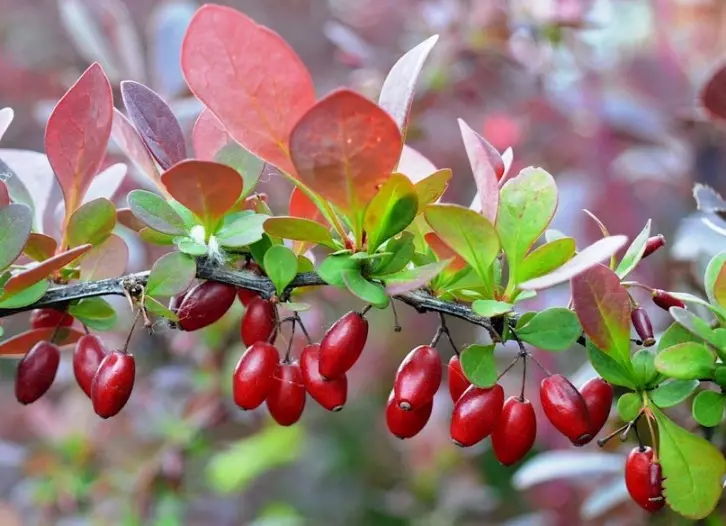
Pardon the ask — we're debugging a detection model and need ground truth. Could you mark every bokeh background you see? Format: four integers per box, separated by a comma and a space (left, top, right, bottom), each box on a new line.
1, 0, 725, 524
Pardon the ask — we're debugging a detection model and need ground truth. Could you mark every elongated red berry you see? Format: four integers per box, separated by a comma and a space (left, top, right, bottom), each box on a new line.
393, 345, 442, 411
540, 374, 591, 446
642, 235, 665, 259
266, 361, 306, 426
15, 341, 60, 404
385, 391, 432, 439
448, 355, 471, 402
237, 288, 258, 306
450, 384, 505, 447
232, 342, 279, 410
625, 446, 665, 513
30, 308, 73, 329
91, 351, 136, 418
631, 308, 655, 347
300, 344, 347, 412
177, 281, 236, 331
491, 397, 537, 465
319, 311, 369, 379
73, 334, 108, 398
579, 377, 613, 440
240, 297, 278, 346
652, 289, 685, 312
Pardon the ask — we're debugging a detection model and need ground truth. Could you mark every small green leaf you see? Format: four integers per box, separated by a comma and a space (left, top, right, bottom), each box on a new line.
715, 365, 726, 389
175, 237, 207, 256
128, 190, 186, 236
69, 297, 117, 330
658, 321, 705, 352
515, 312, 537, 329
383, 259, 450, 295
317, 254, 358, 289
669, 307, 725, 351
617, 393, 642, 421
214, 141, 264, 200
264, 246, 298, 296
654, 342, 716, 380
472, 300, 513, 317
146, 252, 197, 297
692, 390, 724, 427
249, 235, 274, 268
263, 216, 336, 248
66, 198, 116, 247
630, 349, 659, 387
370, 232, 415, 276
0, 279, 49, 308
460, 344, 497, 387
615, 219, 651, 278
704, 251, 726, 309
140, 228, 176, 245
517, 308, 582, 351
215, 213, 268, 247
516, 237, 576, 284
297, 256, 314, 273
342, 269, 389, 309
414, 168, 451, 213
364, 173, 418, 251
650, 379, 699, 408
586, 339, 637, 389
0, 203, 32, 272
144, 296, 179, 322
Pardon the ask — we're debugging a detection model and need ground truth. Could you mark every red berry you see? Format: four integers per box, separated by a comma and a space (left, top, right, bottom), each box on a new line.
642, 234, 665, 259
385, 391, 432, 439
631, 307, 655, 347
232, 342, 279, 410
300, 343, 347, 412
30, 308, 73, 329
540, 375, 592, 446
91, 351, 136, 418
73, 334, 108, 398
652, 289, 685, 312
177, 281, 236, 331
240, 297, 278, 346
579, 377, 614, 440
625, 446, 665, 513
318, 311, 368, 379
393, 345, 442, 411
15, 341, 60, 404
448, 355, 471, 402
491, 397, 537, 465
266, 361, 306, 426
237, 288, 259, 306
450, 384, 504, 447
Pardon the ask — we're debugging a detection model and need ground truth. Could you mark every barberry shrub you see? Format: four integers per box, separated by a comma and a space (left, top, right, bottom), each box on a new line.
1, 2, 726, 520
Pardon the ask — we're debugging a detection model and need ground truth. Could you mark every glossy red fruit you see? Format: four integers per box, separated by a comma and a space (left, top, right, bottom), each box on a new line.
631, 307, 655, 347
652, 289, 685, 312
266, 361, 306, 426
300, 343, 347, 411
385, 391, 432, 439
491, 397, 537, 465
394, 345, 442, 411
177, 281, 237, 331
579, 377, 614, 440
450, 384, 505, 447
642, 234, 665, 259
91, 351, 136, 419
30, 308, 73, 329
237, 288, 259, 306
73, 334, 108, 398
448, 355, 471, 402
625, 446, 665, 513
232, 342, 279, 410
15, 341, 60, 404
540, 375, 592, 446
240, 297, 278, 346
319, 311, 369, 379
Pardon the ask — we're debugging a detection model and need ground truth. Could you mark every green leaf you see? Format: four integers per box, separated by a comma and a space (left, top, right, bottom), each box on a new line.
215, 213, 268, 247
342, 269, 389, 309
586, 339, 637, 389
0, 279, 48, 308
615, 219, 651, 278
383, 259, 451, 295
317, 254, 358, 289
264, 246, 298, 296
0, 203, 32, 272
214, 141, 264, 200
297, 255, 314, 273
472, 300, 513, 317
66, 198, 116, 247
146, 252, 197, 297
516, 237, 576, 284
68, 297, 117, 330
517, 308, 582, 351
144, 296, 179, 322
654, 409, 726, 519
715, 365, 726, 389
140, 228, 176, 245
127, 190, 186, 236
175, 238, 207, 256
650, 379, 699, 408
630, 349, 659, 387
617, 393, 642, 421
670, 291, 726, 320
414, 168, 451, 213
704, 251, 726, 309
460, 344, 497, 387
249, 235, 274, 268
692, 390, 724, 427
370, 232, 415, 276
658, 321, 705, 352
515, 311, 537, 329
263, 216, 336, 248
364, 173, 418, 251
654, 342, 716, 380
669, 307, 725, 351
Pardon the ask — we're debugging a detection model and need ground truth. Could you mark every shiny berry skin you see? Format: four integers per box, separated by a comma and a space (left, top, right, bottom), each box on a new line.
240, 297, 278, 346
491, 397, 537, 465
266, 361, 306, 426
625, 446, 665, 513
15, 341, 60, 404
177, 281, 237, 331
450, 384, 505, 447
91, 351, 136, 419
232, 342, 279, 410
579, 377, 614, 440
393, 345, 442, 411
318, 311, 369, 379
540, 375, 592, 446
652, 289, 685, 312
631, 307, 655, 347
30, 308, 73, 329
300, 344, 347, 412
385, 391, 432, 439
73, 334, 108, 398
448, 355, 471, 402
642, 234, 665, 259
237, 288, 258, 306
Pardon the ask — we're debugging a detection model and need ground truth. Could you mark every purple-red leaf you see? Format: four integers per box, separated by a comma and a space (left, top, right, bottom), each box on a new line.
0, 327, 85, 356
111, 108, 163, 191
701, 63, 726, 121
4, 244, 92, 294
459, 119, 502, 225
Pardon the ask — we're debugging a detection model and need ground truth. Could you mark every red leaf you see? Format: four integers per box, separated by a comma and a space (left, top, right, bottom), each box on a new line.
161, 160, 243, 226
111, 108, 164, 191
24, 233, 58, 261
458, 119, 502, 225
0, 181, 8, 207
193, 108, 230, 160
45, 63, 113, 215
0, 327, 84, 356
289, 89, 402, 215
4, 244, 92, 294
181, 4, 316, 175
80, 234, 128, 280
424, 233, 467, 274
701, 63, 726, 121
289, 187, 324, 225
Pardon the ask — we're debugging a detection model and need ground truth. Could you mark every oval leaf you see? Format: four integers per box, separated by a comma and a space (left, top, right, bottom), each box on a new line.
586, 339, 637, 389
460, 344, 497, 387
0, 203, 32, 271
111, 109, 164, 192
692, 390, 724, 428
650, 379, 699, 408
654, 342, 716, 380
23, 233, 57, 262
215, 213, 268, 248
128, 189, 186, 236
364, 173, 418, 251
472, 300, 513, 317
263, 245, 298, 296
342, 269, 389, 308
517, 237, 576, 284
66, 197, 116, 247
68, 297, 117, 331
214, 142, 264, 201
79, 234, 129, 280
517, 307, 582, 351
4, 244, 91, 294
146, 251, 197, 297
263, 217, 335, 248
414, 168, 451, 213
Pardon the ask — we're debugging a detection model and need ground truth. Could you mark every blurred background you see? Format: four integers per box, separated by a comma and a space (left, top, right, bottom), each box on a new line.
0, 0, 725, 524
